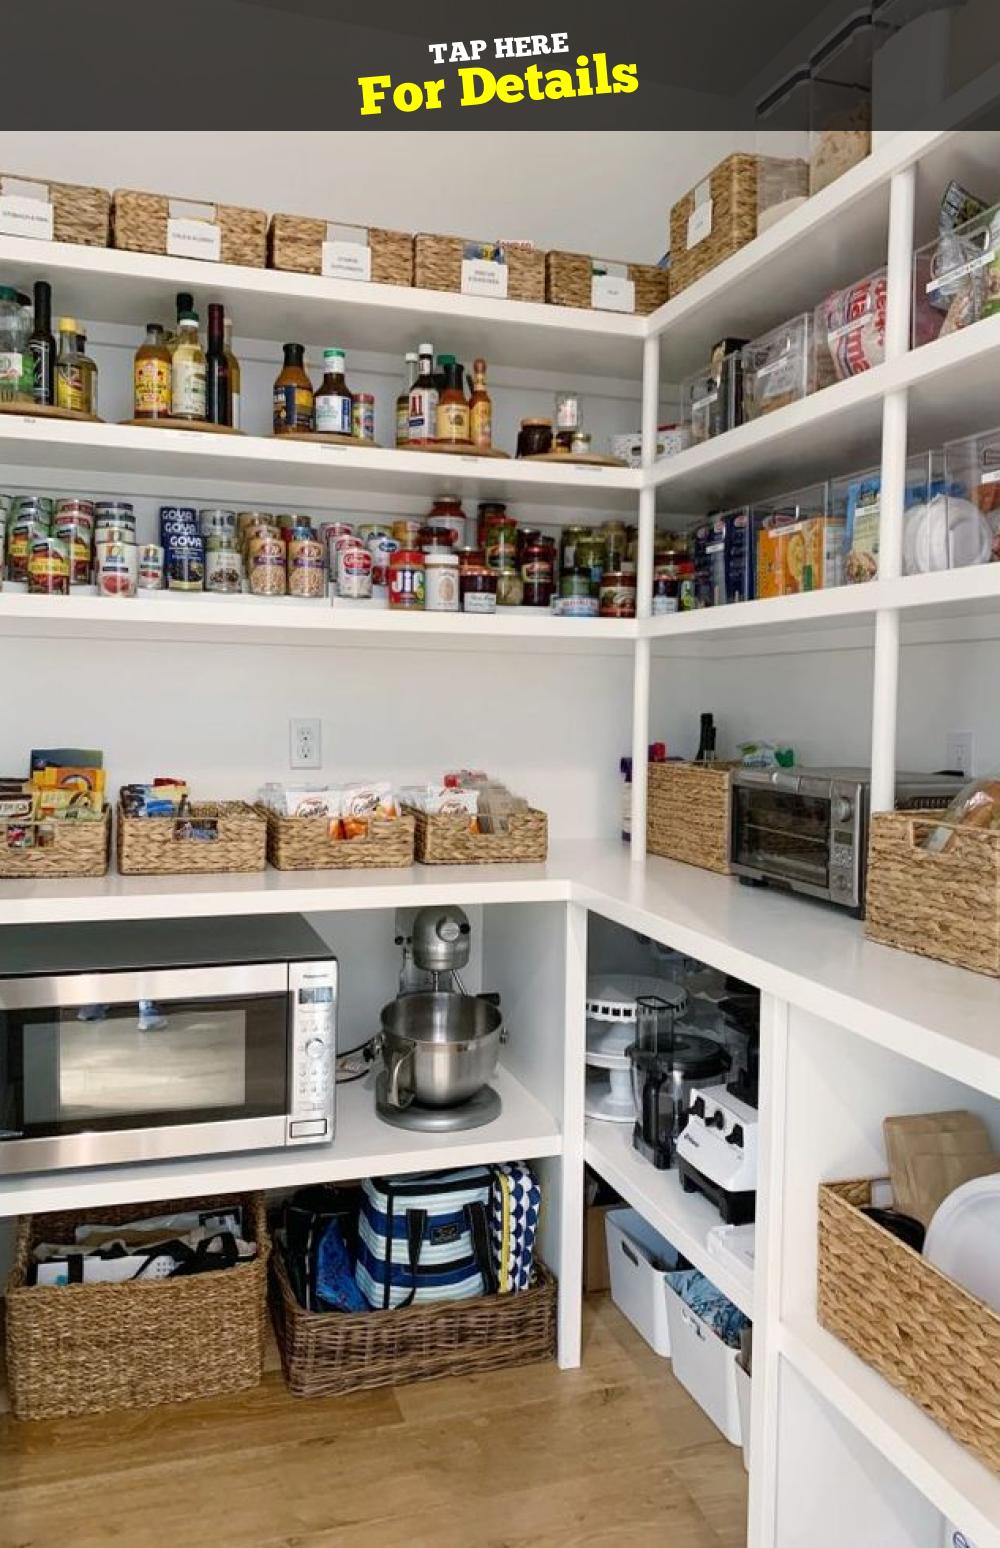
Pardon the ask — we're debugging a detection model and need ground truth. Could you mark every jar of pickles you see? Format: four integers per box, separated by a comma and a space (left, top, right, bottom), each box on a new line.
485, 514, 518, 571
496, 566, 523, 607
576, 531, 606, 590
601, 521, 628, 572
560, 525, 591, 571
521, 538, 556, 607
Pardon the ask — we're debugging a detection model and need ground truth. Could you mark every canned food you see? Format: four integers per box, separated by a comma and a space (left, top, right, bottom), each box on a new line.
205, 542, 242, 594
168, 545, 205, 592
248, 532, 286, 596
558, 595, 599, 618
53, 517, 93, 584
289, 533, 326, 598
368, 531, 399, 590
560, 566, 593, 600
352, 393, 376, 443
391, 519, 422, 548
199, 507, 237, 536
28, 535, 70, 595
97, 501, 135, 523
96, 540, 138, 597
388, 549, 424, 609
338, 543, 373, 600
55, 498, 94, 523
138, 544, 165, 590
357, 523, 390, 543
599, 571, 637, 618
8, 518, 46, 582
238, 510, 276, 549
14, 496, 55, 523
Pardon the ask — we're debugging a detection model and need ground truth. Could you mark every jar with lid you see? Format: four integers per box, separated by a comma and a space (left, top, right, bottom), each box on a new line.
485, 514, 518, 572
389, 549, 425, 609
516, 418, 553, 459
476, 500, 507, 546
601, 521, 629, 573
576, 531, 606, 589
392, 518, 423, 549
425, 549, 460, 612
555, 391, 582, 432
654, 543, 688, 579
560, 566, 593, 601
461, 566, 497, 615
570, 431, 592, 456
0, 286, 33, 404
496, 566, 523, 607
455, 546, 485, 577
521, 538, 556, 607
560, 525, 592, 572
600, 572, 637, 618
427, 493, 467, 548
419, 525, 456, 551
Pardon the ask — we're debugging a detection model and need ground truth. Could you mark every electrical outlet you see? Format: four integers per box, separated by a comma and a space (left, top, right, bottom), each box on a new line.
289, 717, 321, 769
945, 730, 973, 779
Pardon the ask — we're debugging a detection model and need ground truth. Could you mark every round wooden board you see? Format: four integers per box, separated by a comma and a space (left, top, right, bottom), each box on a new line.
277, 430, 382, 449
520, 451, 628, 468
0, 401, 102, 423
120, 418, 244, 434
405, 442, 511, 459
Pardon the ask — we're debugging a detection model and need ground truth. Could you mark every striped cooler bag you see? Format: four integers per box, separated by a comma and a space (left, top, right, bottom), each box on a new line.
355, 1167, 497, 1310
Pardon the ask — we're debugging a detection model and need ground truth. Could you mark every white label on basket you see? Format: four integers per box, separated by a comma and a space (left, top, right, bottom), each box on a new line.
322, 239, 372, 282
687, 199, 713, 250
461, 258, 508, 299
592, 274, 635, 312
926, 249, 994, 294
166, 217, 221, 262
0, 194, 54, 241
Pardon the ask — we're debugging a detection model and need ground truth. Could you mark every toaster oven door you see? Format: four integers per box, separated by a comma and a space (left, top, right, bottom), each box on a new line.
731, 783, 835, 899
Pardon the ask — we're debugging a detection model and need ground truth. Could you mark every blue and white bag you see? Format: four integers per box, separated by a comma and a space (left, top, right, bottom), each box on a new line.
490, 1162, 542, 1293
355, 1167, 497, 1310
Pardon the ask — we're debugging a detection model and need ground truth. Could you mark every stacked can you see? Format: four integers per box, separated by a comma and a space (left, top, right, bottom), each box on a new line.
199, 507, 241, 594
54, 499, 95, 587
95, 501, 138, 597
7, 496, 55, 589
159, 505, 204, 593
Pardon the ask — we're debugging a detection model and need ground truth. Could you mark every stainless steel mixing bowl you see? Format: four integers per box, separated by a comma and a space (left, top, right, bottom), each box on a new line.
376, 991, 504, 1109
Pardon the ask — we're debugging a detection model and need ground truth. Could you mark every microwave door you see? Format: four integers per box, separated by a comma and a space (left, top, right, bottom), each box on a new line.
733, 786, 833, 896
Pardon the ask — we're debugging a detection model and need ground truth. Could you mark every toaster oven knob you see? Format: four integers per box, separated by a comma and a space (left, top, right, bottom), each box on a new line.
833, 797, 853, 825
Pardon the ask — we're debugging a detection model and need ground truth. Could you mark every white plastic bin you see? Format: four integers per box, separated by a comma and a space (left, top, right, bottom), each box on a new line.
735, 1362, 752, 1471
605, 1208, 684, 1357
664, 1278, 743, 1444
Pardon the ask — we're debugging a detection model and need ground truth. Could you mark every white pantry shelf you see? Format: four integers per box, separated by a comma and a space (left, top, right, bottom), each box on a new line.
0, 234, 646, 378
780, 1316, 1000, 1548
584, 1119, 753, 1315
0, 1063, 561, 1219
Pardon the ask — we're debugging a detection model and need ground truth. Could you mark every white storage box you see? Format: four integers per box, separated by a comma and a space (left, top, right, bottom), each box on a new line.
942, 1524, 979, 1548
735, 1362, 752, 1472
664, 1278, 743, 1444
605, 1208, 685, 1357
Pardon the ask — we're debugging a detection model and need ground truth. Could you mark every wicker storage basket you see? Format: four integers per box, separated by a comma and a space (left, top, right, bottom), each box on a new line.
112, 190, 267, 267
646, 761, 735, 874
270, 1245, 556, 1398
865, 811, 1000, 977
268, 214, 412, 286
6, 1192, 268, 1420
0, 173, 110, 246
669, 154, 759, 296
264, 808, 415, 870
413, 235, 545, 302
0, 809, 110, 880
405, 807, 548, 865
818, 1177, 1000, 1472
117, 800, 266, 875
545, 251, 670, 315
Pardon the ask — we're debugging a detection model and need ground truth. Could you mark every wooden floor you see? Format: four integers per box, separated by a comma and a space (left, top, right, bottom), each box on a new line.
0, 1295, 748, 1548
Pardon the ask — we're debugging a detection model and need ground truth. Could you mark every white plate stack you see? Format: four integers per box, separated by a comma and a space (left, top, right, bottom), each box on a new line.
584, 974, 688, 1123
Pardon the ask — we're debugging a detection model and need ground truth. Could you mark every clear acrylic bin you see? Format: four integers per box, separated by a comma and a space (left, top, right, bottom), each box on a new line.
751, 481, 842, 597
681, 345, 745, 445
693, 508, 752, 608
807, 12, 874, 195
936, 429, 1000, 574
830, 450, 948, 584
914, 200, 1000, 347
741, 314, 832, 421
815, 267, 887, 382
756, 152, 809, 234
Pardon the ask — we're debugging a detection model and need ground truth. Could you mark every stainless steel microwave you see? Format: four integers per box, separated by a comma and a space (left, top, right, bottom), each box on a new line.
0, 914, 337, 1175
729, 766, 963, 916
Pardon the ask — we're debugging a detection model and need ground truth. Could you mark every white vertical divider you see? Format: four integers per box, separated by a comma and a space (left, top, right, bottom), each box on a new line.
870, 165, 916, 813
630, 333, 660, 864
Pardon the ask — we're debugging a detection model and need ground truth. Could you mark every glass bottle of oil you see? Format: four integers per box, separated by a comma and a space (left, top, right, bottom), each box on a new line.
170, 312, 207, 421
224, 313, 241, 430
55, 319, 98, 416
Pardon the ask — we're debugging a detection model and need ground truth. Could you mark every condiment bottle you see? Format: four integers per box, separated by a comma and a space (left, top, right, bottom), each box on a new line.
170, 312, 207, 421
315, 348, 353, 436
55, 319, 97, 416
205, 302, 231, 426
396, 351, 418, 447
0, 286, 32, 403
469, 357, 492, 450
223, 314, 241, 430
133, 321, 171, 420
436, 360, 470, 445
273, 342, 314, 434
407, 341, 438, 445
29, 281, 56, 407
165, 292, 195, 359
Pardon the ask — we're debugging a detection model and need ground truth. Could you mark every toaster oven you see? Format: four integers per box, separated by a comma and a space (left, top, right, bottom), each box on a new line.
729, 766, 963, 915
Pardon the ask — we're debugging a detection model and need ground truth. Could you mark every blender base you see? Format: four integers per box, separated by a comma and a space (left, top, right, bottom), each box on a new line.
374, 1073, 502, 1132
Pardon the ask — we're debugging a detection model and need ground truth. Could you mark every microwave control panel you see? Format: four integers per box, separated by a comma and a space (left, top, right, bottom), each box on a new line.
287, 959, 338, 1144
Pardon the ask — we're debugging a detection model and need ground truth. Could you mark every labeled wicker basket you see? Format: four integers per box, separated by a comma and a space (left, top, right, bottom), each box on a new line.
6, 1192, 269, 1420
818, 1177, 1000, 1473
405, 807, 548, 865
865, 811, 1000, 977
264, 807, 415, 870
669, 153, 759, 296
414, 234, 545, 302
0, 809, 110, 879
0, 172, 110, 246
269, 1244, 556, 1399
545, 251, 670, 315
646, 761, 735, 874
117, 800, 266, 875
112, 190, 267, 267
268, 214, 413, 286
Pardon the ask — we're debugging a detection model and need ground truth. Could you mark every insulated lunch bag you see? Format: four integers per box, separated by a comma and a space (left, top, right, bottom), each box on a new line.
355, 1167, 497, 1310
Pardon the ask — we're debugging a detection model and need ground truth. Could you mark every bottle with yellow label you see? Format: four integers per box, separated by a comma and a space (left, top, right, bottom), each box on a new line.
469, 356, 492, 450
170, 312, 207, 421
55, 318, 98, 417
273, 342, 314, 434
133, 322, 171, 420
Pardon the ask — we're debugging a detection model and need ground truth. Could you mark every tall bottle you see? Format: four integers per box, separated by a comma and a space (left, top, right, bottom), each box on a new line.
407, 341, 438, 445
224, 313, 241, 430
694, 712, 717, 764
468, 357, 492, 450
273, 342, 314, 434
133, 322, 171, 420
395, 351, 418, 447
28, 281, 56, 407
55, 319, 97, 416
436, 359, 470, 446
315, 348, 353, 436
171, 312, 207, 421
205, 303, 231, 426
165, 291, 195, 358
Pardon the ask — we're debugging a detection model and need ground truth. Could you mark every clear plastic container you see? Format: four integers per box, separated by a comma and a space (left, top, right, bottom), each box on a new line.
751, 481, 843, 597
914, 201, 1000, 347
682, 345, 745, 444
741, 313, 829, 421
807, 11, 874, 194
0, 284, 32, 404
936, 430, 1000, 574
830, 450, 948, 584
753, 99, 810, 234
